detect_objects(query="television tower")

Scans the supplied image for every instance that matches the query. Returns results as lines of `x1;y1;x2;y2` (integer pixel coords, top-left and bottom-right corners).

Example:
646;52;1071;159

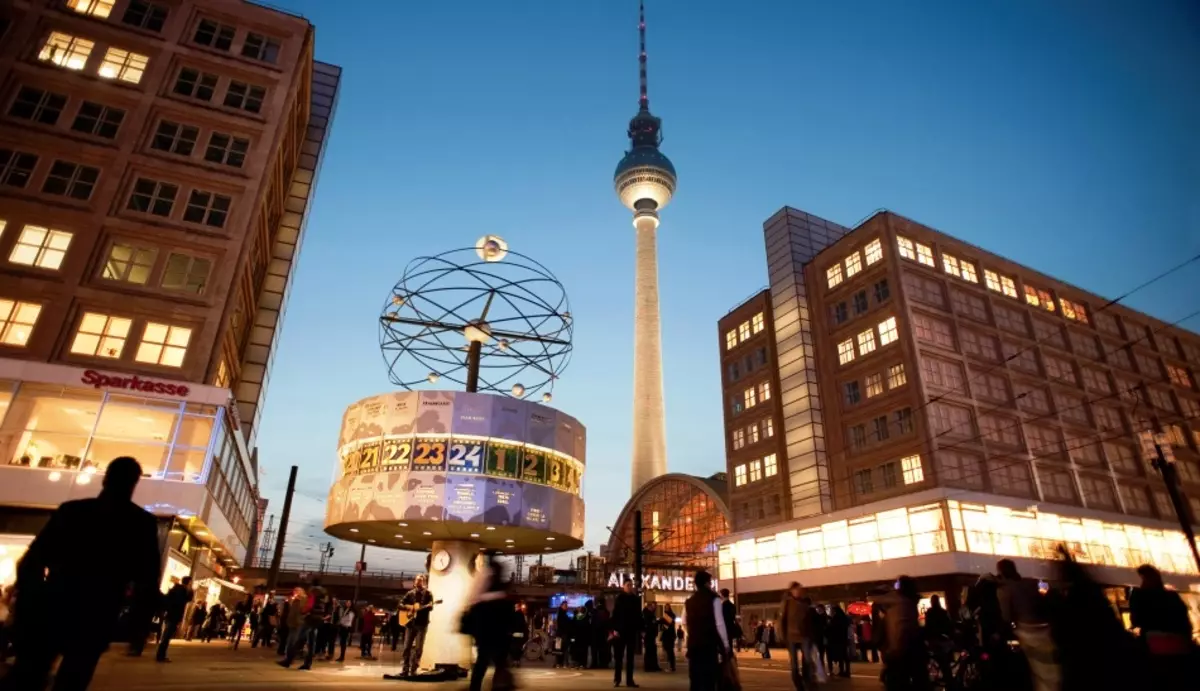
614;0;676;494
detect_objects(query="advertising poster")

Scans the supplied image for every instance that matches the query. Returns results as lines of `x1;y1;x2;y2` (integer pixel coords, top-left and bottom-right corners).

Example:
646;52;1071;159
383;391;419;437
527;408;556;448
403;471;446;521
366;471;409;520
451;392;494;437
491;398;529;443
520;483;552;531
411;436;448;472
338;401;363;448
447;436;485;474
486;440;521;479
482;478;522;526
354;395;389;443
415;391;454;434
443;475;485;523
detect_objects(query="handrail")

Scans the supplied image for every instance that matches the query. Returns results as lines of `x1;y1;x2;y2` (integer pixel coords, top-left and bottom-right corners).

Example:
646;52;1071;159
723;286;769;316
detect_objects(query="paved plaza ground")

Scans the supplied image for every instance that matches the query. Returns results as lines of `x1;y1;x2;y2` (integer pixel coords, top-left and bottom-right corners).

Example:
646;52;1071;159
66;640;887;690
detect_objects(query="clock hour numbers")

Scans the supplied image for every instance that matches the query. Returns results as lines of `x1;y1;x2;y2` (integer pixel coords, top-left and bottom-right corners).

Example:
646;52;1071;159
412;438;447;469
486;444;519;479
448;442;484;473
381;439;412;468
522;450;547;484
562;464;579;494
343;447;361;474
547;457;563;487
358;442;380;471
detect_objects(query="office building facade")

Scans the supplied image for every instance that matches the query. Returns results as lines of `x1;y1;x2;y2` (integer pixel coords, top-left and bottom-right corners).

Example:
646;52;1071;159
0;0;339;594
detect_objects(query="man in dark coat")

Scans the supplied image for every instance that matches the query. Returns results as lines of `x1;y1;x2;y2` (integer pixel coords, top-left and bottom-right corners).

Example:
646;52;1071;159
4;457;160;690
156;577;193;662
684;571;730;691
641;602;661;671
611;579;642;688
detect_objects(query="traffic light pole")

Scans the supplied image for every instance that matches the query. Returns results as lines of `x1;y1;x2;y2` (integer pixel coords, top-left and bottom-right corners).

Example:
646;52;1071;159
633;510;644;608
265;465;298;593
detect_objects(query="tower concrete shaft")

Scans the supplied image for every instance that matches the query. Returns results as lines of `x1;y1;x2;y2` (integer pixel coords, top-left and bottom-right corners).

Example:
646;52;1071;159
631;212;667;493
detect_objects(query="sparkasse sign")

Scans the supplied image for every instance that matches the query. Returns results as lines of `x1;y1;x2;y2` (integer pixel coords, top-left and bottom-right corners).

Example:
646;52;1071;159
81;369;191;397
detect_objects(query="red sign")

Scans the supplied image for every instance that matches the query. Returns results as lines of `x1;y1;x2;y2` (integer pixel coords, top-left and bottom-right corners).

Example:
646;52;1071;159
81;369;190;397
847;602;872;617
355;561;367;573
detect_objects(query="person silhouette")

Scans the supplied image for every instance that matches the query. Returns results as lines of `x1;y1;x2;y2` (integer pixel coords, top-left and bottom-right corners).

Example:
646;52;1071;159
3;456;161;691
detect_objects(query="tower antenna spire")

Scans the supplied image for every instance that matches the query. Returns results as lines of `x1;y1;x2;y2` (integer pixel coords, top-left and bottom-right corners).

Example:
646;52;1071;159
638;0;649;112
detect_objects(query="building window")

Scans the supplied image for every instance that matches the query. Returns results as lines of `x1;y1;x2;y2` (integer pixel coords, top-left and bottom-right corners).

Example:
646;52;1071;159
993;305;1028;336
1071;332;1101;359
743;387;757;409
894;407;914;434
984;270;1017;298
877;316;899;346
38;32;94;71
844;381;861;406
838;339;855;365
1167;365;1192;389
183;190;231;228
71;101;124;138
872;415;889;442
731;397;743;415
849;425;867;451
1060;298;1088;323
8;87;68;125
200;132;249;168
1032;318;1066;348
41;161;99;200
874;279;890;302
738;321;750;342
67;0;114;18
897;236;916;261
853;291;869;315
0;299;41;347
98;47;149;84
135;322;191;367
961;329;1000;361
762;417;774;438
976;372;1008;402
734;464;747;487
749;460;763;483
916;243;935;267
71;312;131;358
194;19;235;50
764;454;778;477
888;364;906;389
241;32;280;63
941;253;979;283
853;469;873;496
127;178;178;217
0;150;38;188
751;312;764;334
865;239;883;265
901;455;923;484
102;243;156;285
173;68;218;101
725;329;737;350
9;226;72;270
122;0;169;32
151;121;199;156
748;423;759;444
943;254;960;278
866;373;884;398
857;329;877;355
951;290;989;323
845;251;862;278
832;303;848;324
1024;285;1055;311
904;272;946;308
1043;355;1076;385
827;264;843;289
1093;406;1125;433
880;462;898;489
758;381;771;402
223;81;266;113
1136;352;1163;380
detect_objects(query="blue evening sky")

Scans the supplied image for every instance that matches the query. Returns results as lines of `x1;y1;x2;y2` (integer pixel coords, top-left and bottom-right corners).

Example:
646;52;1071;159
253;0;1200;572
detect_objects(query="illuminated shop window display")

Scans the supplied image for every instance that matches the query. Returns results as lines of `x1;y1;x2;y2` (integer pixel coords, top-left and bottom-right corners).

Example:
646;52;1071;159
719;500;1200;580
0;535;32;587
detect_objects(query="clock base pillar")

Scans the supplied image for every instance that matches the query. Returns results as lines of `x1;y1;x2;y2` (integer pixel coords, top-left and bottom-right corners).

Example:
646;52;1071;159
418;539;481;672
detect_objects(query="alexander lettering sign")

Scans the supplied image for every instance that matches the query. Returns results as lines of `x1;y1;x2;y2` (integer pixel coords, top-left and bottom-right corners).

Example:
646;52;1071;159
81;369;190;397
606;571;718;592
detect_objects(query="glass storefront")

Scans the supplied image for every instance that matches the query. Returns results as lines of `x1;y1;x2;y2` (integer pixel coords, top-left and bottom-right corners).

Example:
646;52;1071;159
609;475;731;574
0;534;32;587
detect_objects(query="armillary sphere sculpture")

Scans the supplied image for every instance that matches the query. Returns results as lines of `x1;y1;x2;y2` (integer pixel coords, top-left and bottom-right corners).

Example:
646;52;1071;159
378;235;573;401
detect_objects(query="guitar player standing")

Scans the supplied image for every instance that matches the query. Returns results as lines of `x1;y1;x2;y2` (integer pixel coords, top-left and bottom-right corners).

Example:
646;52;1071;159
399;574;435;676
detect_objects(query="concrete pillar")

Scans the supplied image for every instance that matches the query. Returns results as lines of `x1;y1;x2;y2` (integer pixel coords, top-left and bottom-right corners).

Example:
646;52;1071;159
631;212;668;494
420;539;480;671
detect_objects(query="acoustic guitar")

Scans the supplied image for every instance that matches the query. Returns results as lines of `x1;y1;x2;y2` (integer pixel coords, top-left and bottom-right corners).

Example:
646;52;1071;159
398;598;443;627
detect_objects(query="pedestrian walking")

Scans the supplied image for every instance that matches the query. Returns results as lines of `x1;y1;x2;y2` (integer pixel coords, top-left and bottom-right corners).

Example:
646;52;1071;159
683;570;731;691
335;601;354;662
187;602;206;641
642;602;662;672
253;598;278;649
553;600;572;669
880;576;927;691
611;579;642;688
780;581;825;688
464;555;516;691
660;605;678;672
156;576;193;662
1129;564;1195;691
826;605;851;679
359;606;377;659
592;599;611;668
230;599;249;649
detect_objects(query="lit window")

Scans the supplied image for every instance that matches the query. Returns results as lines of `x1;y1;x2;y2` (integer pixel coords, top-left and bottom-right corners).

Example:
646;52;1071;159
10;226;72;270
103;243;157;285
67;0;114;18
748;424;760;444
0;299;41;346
1037;290;1054;312
943;254;960;277
878;317;899;345
758;381;771;402
888;364;907;388
857;329;877;355
845;252;862;278
1060;298;1088;323
738;321;750;342
763;418;774;438
897;236;916;261
749;460;763;483
901;455;924;484
985;270;1016;298
827;264;843;289
916;243;935;267
38;32;95;71
751;312;764;334
70;312;131;358
744;387;757;409
98;47;149;84
838;339;855;365
135;322;191;367
866;373;883;397
1023;285;1039;306
960;261;978;283
732;428;745;450
764;454;778;477
734;464;747;487
725;329;737;350
865;239;883;265
1168;365;1191;389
